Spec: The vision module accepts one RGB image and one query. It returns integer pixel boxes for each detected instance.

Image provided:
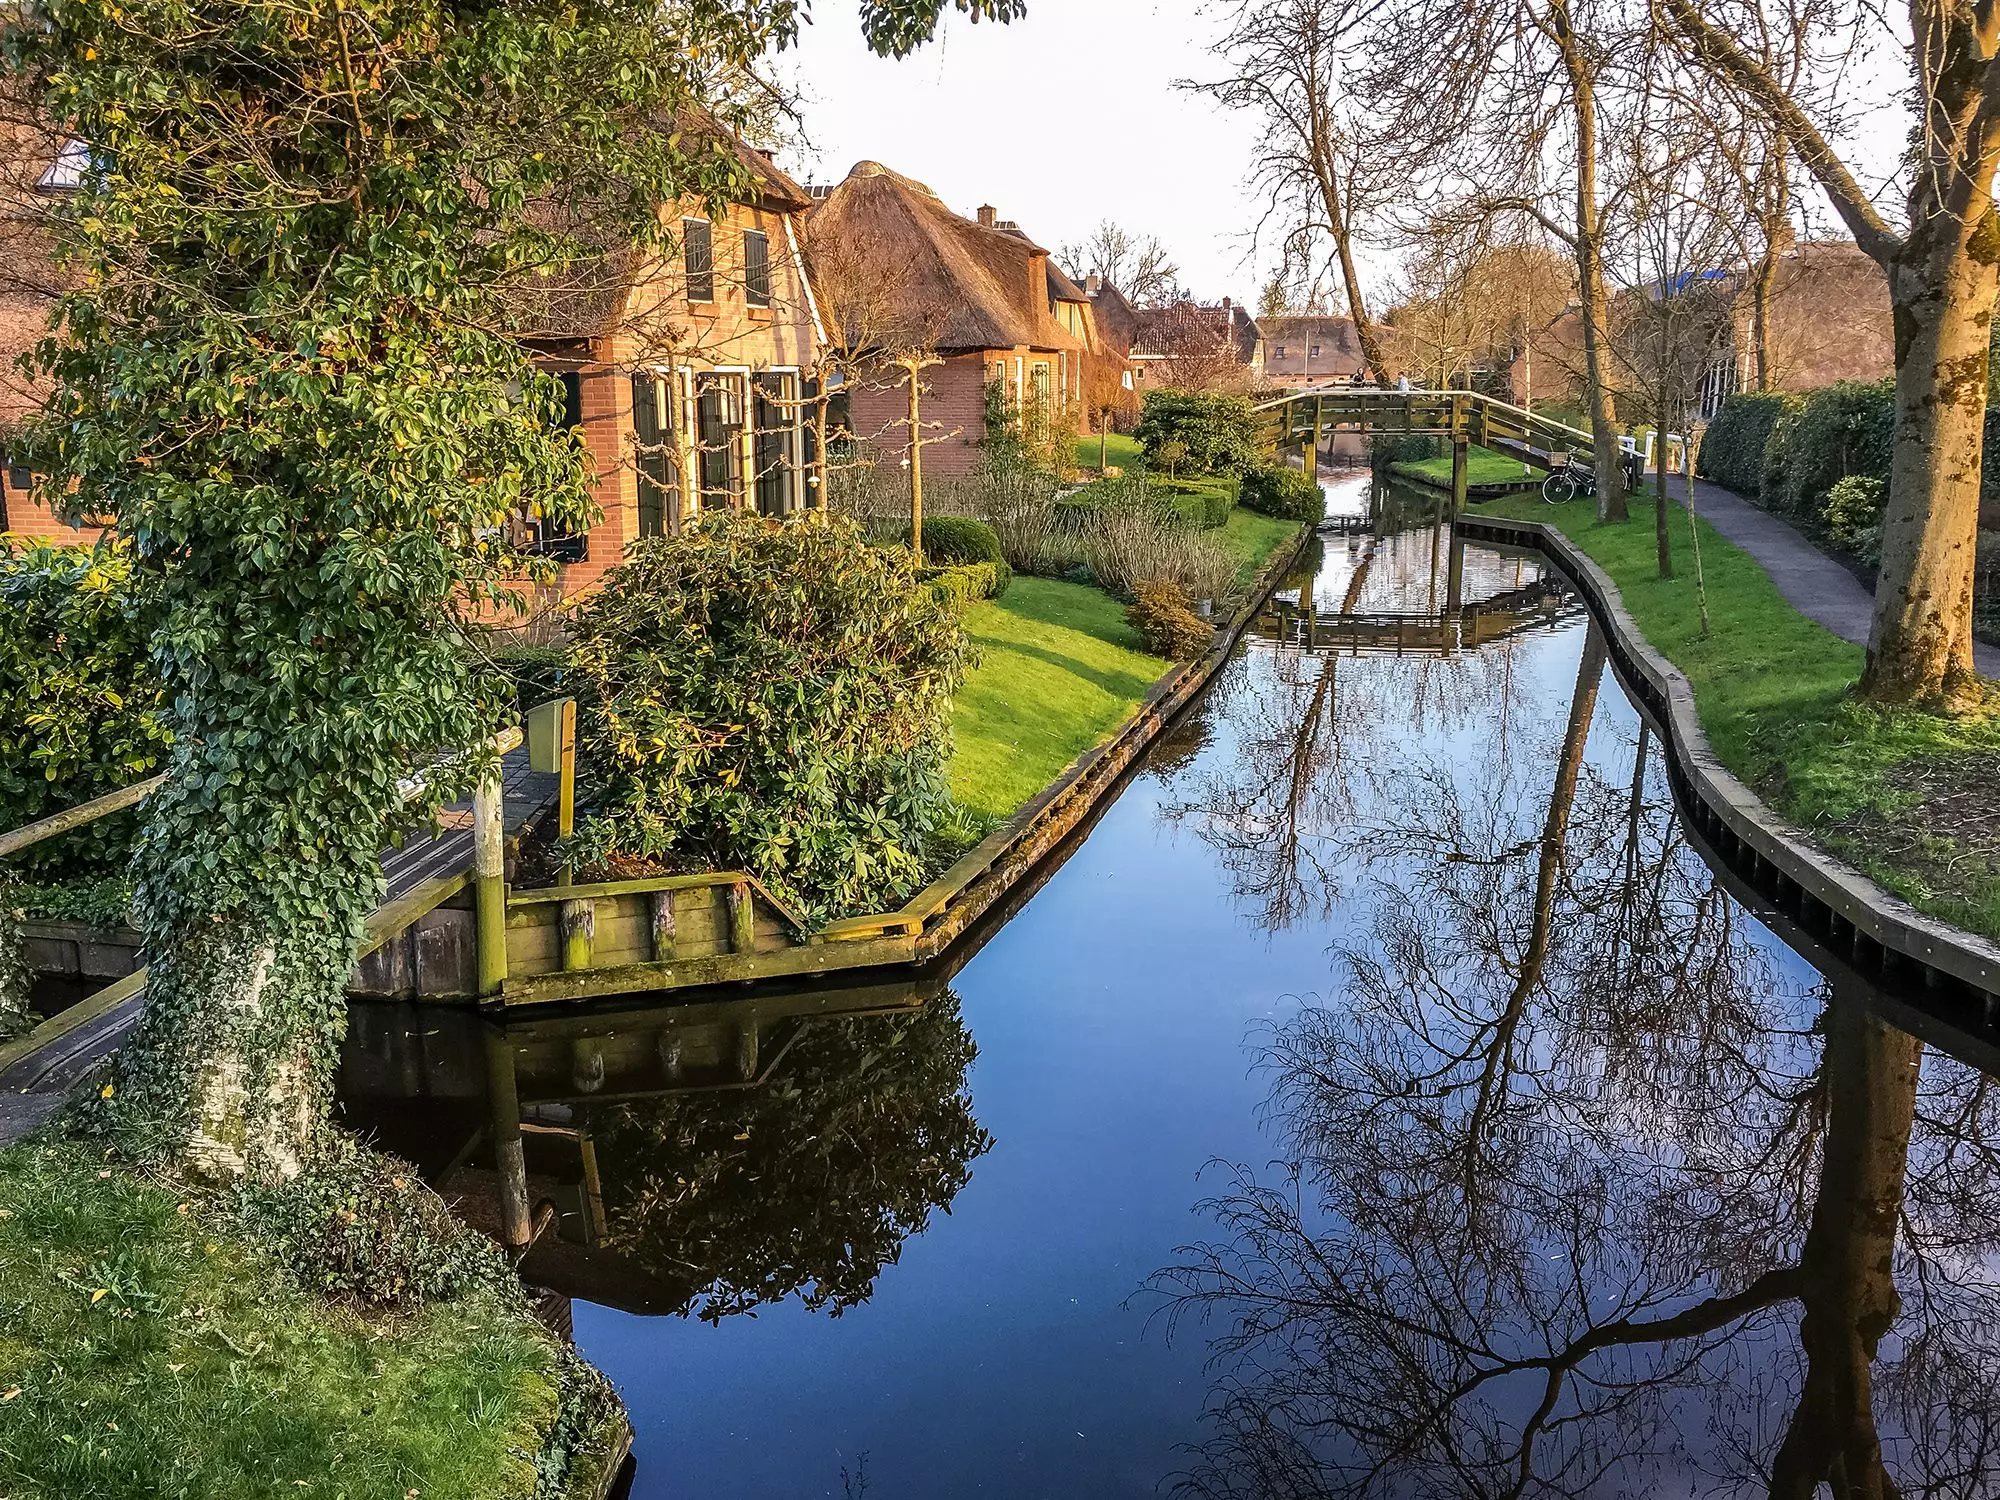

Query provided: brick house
[521,137,821,595]
[1255,315,1371,386]
[1130,299,1262,393]
[804,161,1088,478]
[0,110,90,541]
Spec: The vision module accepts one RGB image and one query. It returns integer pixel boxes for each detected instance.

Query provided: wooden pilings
[482,1026,533,1252]
[473,760,507,998]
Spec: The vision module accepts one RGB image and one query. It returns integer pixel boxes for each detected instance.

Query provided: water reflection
[1149,500,2000,1495]
[340,978,989,1323]
[333,475,2000,1496]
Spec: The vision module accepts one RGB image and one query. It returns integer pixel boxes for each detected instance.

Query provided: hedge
[1696,391,1794,498]
[1134,390,1261,477]
[1239,465,1325,522]
[924,559,1012,609]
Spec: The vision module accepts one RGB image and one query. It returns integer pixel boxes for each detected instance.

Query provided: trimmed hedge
[1239,465,1325,522]
[1696,391,1794,497]
[924,559,1012,609]
[907,515,1005,568]
[1762,379,1895,519]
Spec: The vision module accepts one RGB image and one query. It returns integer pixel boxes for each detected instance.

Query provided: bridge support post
[482,1026,534,1253]
[474,761,507,998]
[1310,396,1324,482]
[1447,434,1468,624]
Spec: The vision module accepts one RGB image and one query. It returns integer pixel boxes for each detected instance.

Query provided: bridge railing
[1253,385,1594,472]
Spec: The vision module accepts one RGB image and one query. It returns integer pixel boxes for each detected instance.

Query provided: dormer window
[683,218,714,303]
[743,229,770,308]
[37,139,89,193]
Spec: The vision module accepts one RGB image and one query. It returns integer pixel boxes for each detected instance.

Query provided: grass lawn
[949,577,1169,824]
[0,1142,570,1500]
[1485,491,2000,942]
[1219,508,1305,582]
[1391,445,1538,489]
[1075,431,1144,472]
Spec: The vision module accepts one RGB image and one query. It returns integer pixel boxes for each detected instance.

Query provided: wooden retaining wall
[1459,513,2000,1016]
[417,525,1316,1008]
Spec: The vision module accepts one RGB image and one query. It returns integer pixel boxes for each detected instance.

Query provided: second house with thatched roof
[804,161,1098,478]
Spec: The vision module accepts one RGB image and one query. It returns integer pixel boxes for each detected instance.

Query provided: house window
[630,371,680,537]
[1274,345,1288,359]
[743,229,771,309]
[527,371,588,562]
[695,372,745,508]
[683,218,714,303]
[753,372,797,515]
[1310,344,1322,357]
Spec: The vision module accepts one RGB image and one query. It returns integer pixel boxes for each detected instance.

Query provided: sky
[769,0,1275,301]
[767,0,1915,310]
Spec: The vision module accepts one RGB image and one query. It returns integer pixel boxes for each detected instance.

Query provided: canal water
[339,472,2000,1497]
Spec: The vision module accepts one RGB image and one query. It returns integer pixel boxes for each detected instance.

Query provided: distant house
[1130,299,1261,393]
[1256,315,1371,387]
[804,161,1088,477]
[1693,238,1894,415]
[521,133,821,594]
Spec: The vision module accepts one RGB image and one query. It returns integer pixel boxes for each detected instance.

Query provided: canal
[339,472,2000,1497]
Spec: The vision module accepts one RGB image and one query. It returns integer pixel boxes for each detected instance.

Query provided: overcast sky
[771,0,1276,301]
[769,0,1912,308]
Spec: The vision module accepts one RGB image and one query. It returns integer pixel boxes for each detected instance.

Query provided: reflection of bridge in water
[1255,484,1584,656]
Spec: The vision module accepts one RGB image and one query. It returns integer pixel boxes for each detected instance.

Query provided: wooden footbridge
[1257,385,1598,508]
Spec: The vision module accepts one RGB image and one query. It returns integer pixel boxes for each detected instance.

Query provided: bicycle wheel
[1541,470,1574,504]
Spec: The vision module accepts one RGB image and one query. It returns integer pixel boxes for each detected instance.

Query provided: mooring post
[482,1026,533,1253]
[473,759,507,998]
[1309,395,1324,482]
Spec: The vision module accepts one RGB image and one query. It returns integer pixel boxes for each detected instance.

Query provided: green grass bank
[0,1142,600,1500]
[1484,491,2000,942]
[1392,445,1538,490]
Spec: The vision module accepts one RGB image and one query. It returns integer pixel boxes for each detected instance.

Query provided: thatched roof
[807,161,1083,355]
[1258,313,1370,375]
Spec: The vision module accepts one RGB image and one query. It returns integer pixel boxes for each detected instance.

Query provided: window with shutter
[683,218,714,303]
[631,371,679,536]
[743,229,771,309]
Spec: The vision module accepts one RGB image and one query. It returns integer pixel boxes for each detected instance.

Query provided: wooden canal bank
[357,523,1316,1008]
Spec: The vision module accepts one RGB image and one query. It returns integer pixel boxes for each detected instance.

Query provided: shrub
[1135,390,1262,476]
[1126,580,1214,661]
[910,515,1004,567]
[0,538,170,877]
[1369,431,1439,466]
[1823,474,1888,562]
[1695,391,1795,496]
[1768,380,1894,520]
[1240,465,1326,521]
[567,510,975,925]
[1085,505,1238,606]
[924,559,1012,609]
[231,1142,514,1309]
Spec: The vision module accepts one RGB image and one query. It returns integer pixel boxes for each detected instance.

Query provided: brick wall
[847,352,994,479]
[546,361,639,598]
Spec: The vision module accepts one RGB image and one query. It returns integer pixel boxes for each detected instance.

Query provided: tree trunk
[1752,251,1779,392]
[813,393,830,510]
[1767,989,1920,1500]
[1552,0,1627,521]
[1860,221,1998,707]
[905,358,924,563]
[1654,428,1672,577]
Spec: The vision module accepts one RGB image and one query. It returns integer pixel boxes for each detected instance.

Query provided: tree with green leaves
[5,0,1018,1182]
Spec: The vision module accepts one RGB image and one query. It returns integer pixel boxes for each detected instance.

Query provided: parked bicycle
[1540,453,1597,505]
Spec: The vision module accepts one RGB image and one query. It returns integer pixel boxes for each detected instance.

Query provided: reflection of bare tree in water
[1158,573,1546,934]
[1148,625,2000,1499]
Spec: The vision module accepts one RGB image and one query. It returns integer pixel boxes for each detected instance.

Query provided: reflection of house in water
[339,976,988,1322]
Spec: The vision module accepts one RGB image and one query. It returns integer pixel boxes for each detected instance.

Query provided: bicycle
[1540,454,1597,505]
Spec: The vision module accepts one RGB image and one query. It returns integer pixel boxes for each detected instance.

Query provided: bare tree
[1660,0,2000,705]
[1058,219,1183,306]
[1192,0,1398,384]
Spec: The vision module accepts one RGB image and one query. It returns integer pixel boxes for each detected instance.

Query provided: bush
[1695,391,1795,496]
[1135,390,1261,476]
[1126,580,1214,661]
[910,515,1004,567]
[1369,431,1439,466]
[1240,465,1326,521]
[1823,474,1888,561]
[231,1143,514,1310]
[1085,505,1238,606]
[567,510,975,925]
[924,559,1012,609]
[1768,379,1894,519]
[0,538,170,877]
